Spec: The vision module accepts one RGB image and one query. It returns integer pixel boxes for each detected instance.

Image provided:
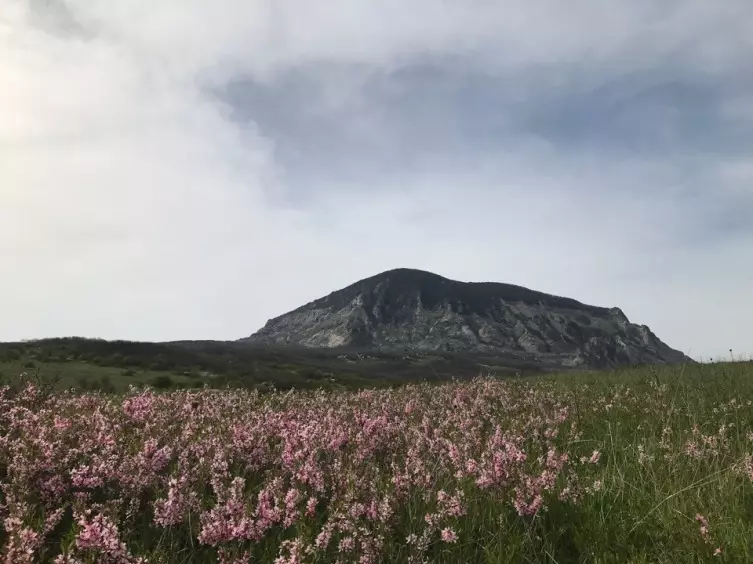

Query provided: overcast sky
[2,0,752,360]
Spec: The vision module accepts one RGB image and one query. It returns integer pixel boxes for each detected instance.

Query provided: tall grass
[1,361,752,562]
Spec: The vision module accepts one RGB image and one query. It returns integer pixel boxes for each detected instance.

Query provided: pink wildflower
[695,514,711,543]
[441,527,458,543]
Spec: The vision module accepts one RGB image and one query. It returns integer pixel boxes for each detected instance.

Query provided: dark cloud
[224,60,753,175]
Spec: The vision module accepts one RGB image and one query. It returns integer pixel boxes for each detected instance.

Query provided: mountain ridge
[242,268,691,369]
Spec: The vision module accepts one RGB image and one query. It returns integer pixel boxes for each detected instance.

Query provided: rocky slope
[242,269,691,368]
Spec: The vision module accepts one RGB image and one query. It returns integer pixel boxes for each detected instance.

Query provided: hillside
[243,268,690,368]
[0,337,552,393]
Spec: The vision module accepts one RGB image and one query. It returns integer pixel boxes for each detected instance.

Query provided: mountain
[242,268,691,369]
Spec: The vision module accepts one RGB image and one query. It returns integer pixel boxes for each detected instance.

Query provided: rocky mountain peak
[242,269,691,369]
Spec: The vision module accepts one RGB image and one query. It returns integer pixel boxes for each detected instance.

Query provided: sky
[1,0,752,361]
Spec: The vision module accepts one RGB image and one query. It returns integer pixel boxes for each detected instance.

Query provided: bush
[4,349,21,361]
[76,377,91,391]
[151,375,174,389]
[300,368,325,381]
[99,376,115,394]
[110,353,125,366]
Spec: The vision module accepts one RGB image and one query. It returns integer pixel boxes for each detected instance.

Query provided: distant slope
[243,268,691,369]
[0,336,550,393]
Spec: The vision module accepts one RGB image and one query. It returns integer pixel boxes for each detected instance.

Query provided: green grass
[516,361,753,563]
[3,343,753,562]
[0,359,202,393]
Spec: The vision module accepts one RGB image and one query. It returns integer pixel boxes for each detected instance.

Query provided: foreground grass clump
[1,362,753,562]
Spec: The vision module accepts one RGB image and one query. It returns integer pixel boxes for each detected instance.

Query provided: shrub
[99,376,115,394]
[151,375,174,389]
[4,349,21,361]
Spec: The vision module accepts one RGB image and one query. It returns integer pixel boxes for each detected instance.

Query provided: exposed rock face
[242,269,691,368]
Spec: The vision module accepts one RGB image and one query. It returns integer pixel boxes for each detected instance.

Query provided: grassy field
[0,337,545,393]
[2,360,753,562]
[0,359,203,392]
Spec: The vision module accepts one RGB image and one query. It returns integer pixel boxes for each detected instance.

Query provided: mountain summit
[242,268,690,368]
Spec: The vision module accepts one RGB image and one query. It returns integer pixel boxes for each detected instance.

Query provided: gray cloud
[1,0,752,360]
[26,0,88,37]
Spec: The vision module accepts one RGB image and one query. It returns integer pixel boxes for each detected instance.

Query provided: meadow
[1,361,753,563]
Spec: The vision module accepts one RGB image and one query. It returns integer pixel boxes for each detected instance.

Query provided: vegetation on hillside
[0,338,542,394]
[1,361,753,562]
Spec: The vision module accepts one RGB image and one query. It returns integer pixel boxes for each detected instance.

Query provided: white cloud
[1,0,752,359]
[1,2,309,340]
